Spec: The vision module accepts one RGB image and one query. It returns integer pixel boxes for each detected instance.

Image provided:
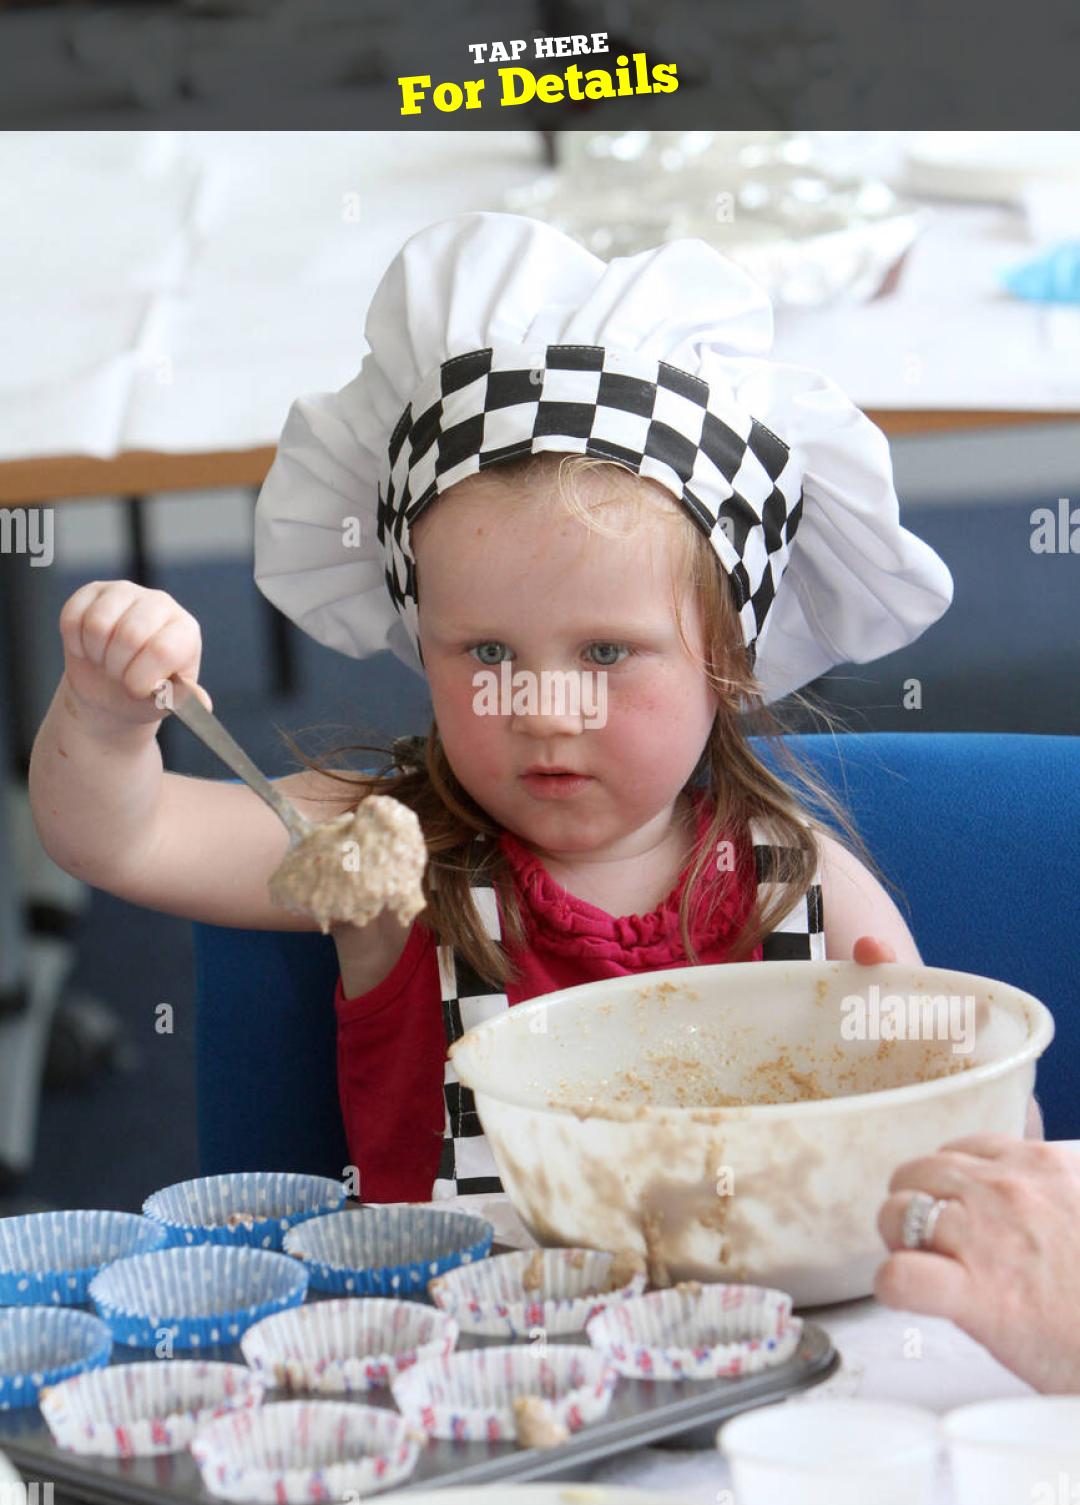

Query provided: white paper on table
[774,296,1080,409]
[0,293,151,460]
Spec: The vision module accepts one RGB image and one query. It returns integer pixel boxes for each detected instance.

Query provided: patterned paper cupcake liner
[390,1343,618,1444]
[142,1172,347,1251]
[241,1296,458,1395]
[585,1281,803,1380]
[190,1398,422,1502]
[0,1210,168,1306]
[0,1307,112,1411]
[39,1360,266,1455]
[88,1245,309,1350]
[281,1206,492,1297]
[428,1247,649,1339]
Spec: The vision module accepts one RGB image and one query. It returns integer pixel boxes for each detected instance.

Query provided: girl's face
[412,471,720,859]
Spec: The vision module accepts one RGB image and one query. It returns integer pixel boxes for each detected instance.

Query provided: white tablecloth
[2,131,1080,468]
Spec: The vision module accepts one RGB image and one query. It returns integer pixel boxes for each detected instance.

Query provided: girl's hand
[59,580,213,728]
[852,935,897,965]
[875,1135,1080,1393]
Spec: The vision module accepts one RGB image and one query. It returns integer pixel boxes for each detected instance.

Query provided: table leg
[251,487,298,698]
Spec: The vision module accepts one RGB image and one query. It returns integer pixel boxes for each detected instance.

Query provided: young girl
[31,211,958,1205]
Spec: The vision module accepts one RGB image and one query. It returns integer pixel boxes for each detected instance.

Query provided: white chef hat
[253,210,953,704]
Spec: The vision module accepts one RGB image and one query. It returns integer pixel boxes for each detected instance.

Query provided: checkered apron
[431,816,826,1198]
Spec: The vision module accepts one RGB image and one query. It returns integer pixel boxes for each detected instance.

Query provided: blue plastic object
[1001,241,1080,302]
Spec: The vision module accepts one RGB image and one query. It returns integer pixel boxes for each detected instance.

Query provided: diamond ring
[901,1190,949,1251]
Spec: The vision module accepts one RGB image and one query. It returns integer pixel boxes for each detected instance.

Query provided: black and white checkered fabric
[376,343,805,674]
[431,816,825,1200]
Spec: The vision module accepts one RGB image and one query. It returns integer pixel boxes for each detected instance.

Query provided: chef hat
[254,211,953,704]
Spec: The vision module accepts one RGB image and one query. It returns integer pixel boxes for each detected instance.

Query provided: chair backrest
[194,732,1080,1175]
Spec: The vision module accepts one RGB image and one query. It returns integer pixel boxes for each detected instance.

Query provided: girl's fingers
[852,935,897,964]
[58,581,112,658]
[121,619,203,700]
[80,589,158,669]
[63,581,134,664]
[103,596,179,682]
[158,670,214,714]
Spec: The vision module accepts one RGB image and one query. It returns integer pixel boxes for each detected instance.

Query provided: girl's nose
[500,662,607,735]
[511,702,587,737]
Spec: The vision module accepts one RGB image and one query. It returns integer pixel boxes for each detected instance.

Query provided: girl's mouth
[520,772,593,799]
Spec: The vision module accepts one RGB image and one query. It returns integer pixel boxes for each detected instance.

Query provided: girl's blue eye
[588,642,630,666]
[470,642,509,666]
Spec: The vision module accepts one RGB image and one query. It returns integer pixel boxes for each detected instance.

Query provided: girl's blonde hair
[279,451,901,986]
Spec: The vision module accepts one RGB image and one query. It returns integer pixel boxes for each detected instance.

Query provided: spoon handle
[165,676,312,844]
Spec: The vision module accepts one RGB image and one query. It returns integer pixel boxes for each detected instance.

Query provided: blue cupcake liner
[0,1306,112,1410]
[282,1207,493,1297]
[142,1172,347,1251]
[0,1210,168,1307]
[88,1245,309,1350]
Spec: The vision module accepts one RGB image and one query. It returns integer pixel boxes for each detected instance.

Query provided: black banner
[2,0,1079,130]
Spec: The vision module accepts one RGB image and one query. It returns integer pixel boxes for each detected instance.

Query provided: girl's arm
[821,832,1043,1140]
[29,580,379,932]
[818,831,922,965]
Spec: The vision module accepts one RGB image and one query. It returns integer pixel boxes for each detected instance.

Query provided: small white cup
[944,1396,1080,1505]
[719,1398,940,1505]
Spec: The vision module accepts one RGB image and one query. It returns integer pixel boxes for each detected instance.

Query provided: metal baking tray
[0,1279,837,1502]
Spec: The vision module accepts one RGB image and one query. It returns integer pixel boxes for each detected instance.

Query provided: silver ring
[901,1190,949,1251]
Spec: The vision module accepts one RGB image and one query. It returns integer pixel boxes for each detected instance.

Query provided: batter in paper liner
[513,1395,570,1449]
[268,794,427,934]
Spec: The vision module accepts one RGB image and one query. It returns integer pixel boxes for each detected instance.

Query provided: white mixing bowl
[450,961,1054,1305]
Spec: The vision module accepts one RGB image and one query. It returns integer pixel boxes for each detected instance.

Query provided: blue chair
[194,732,1080,1176]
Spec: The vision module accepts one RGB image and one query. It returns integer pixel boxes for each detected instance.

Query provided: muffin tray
[0,1279,837,1503]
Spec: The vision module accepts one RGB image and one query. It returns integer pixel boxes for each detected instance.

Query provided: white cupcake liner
[39,1360,265,1456]
[428,1248,649,1338]
[241,1297,458,1394]
[0,1210,167,1305]
[585,1282,803,1380]
[282,1206,492,1296]
[390,1343,617,1443]
[142,1173,346,1250]
[190,1398,422,1502]
[0,1307,112,1411]
[88,1245,309,1350]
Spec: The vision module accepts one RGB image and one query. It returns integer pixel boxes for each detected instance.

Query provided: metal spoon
[163,674,314,846]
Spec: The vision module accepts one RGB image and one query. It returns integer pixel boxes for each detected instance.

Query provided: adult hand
[875,1134,1080,1392]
